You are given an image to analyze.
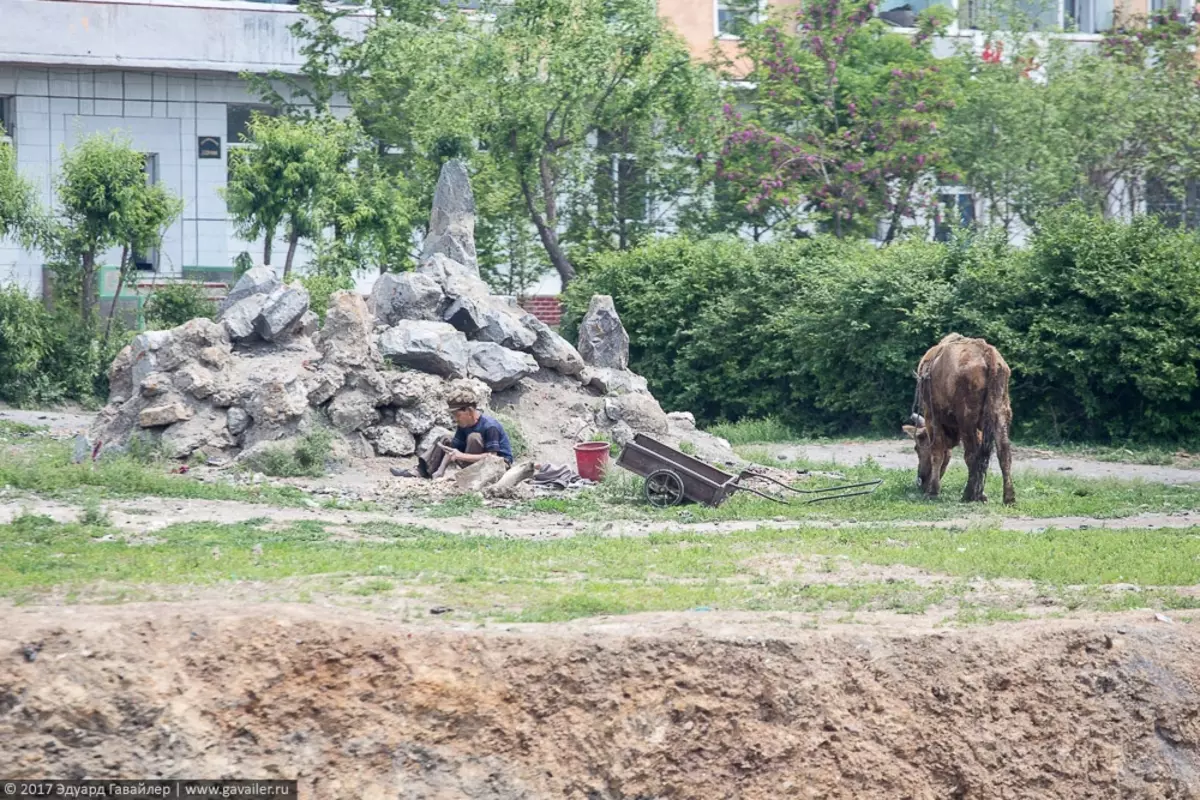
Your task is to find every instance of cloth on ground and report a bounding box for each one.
[532,463,595,490]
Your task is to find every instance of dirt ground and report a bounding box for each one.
[3,603,1200,798]
[7,405,1200,796]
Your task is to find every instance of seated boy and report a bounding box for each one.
[391,387,514,478]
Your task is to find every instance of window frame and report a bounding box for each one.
[714,0,765,40]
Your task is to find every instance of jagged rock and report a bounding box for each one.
[388,372,447,408]
[443,296,486,335]
[467,342,539,391]
[378,321,469,378]
[174,364,216,400]
[222,294,268,342]
[129,330,173,387]
[369,272,445,325]
[320,292,379,369]
[394,406,444,436]
[454,454,509,492]
[108,346,134,404]
[476,304,538,351]
[294,311,320,338]
[417,253,491,302]
[305,365,346,406]
[219,267,279,314]
[327,389,381,433]
[667,411,697,430]
[198,346,230,370]
[521,314,586,376]
[604,393,669,435]
[420,160,478,272]
[582,367,649,396]
[578,294,630,370]
[351,369,391,407]
[161,410,232,458]
[369,425,417,457]
[255,284,310,342]
[139,401,193,428]
[610,420,636,446]
[139,372,173,398]
[227,407,251,436]
[241,373,310,431]
[418,425,453,465]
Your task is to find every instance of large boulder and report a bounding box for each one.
[221,294,268,342]
[581,367,649,396]
[604,393,669,436]
[319,291,379,369]
[378,321,469,378]
[219,267,279,314]
[161,410,233,459]
[467,342,539,391]
[107,345,135,404]
[443,296,486,335]
[476,304,538,351]
[368,272,445,325]
[367,425,417,457]
[139,401,193,429]
[420,160,478,272]
[521,314,586,376]
[417,254,491,303]
[327,389,381,433]
[255,284,310,342]
[577,294,630,370]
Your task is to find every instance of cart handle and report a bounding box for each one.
[739,470,884,496]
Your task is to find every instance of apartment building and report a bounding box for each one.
[0,0,367,303]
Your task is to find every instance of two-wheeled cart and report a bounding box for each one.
[614,433,882,508]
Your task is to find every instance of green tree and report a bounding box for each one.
[51,134,181,330]
[0,125,39,246]
[223,114,356,278]
[473,0,719,284]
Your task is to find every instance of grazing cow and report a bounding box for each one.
[902,334,1016,504]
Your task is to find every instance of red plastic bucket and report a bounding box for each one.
[574,441,611,482]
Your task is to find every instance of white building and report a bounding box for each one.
[0,0,366,304]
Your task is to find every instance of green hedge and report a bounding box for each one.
[563,208,1200,443]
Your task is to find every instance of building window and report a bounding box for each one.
[1064,0,1113,32]
[226,104,278,147]
[133,154,160,271]
[716,0,758,38]
[0,97,12,142]
[962,0,1060,30]
[1147,176,1200,230]
[934,192,975,242]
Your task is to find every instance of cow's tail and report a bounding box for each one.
[971,346,1006,498]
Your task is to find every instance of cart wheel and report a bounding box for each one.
[645,469,685,508]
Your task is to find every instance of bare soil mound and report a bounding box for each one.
[3,604,1200,798]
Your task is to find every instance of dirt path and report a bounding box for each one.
[0,405,93,436]
[766,438,1200,484]
[5,494,1198,539]
[3,602,1199,799]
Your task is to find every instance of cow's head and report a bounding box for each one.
[902,413,933,489]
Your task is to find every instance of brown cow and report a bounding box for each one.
[902,334,1015,504]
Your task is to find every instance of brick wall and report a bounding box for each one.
[521,295,563,326]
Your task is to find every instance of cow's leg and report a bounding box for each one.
[925,433,949,499]
[997,424,1015,505]
[961,430,988,503]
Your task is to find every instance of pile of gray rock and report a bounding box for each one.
[86,160,735,470]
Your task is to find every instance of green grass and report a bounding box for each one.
[505,454,1200,525]
[704,416,800,445]
[240,426,335,478]
[0,437,314,507]
[7,514,1200,622]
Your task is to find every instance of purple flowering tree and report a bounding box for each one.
[714,0,958,239]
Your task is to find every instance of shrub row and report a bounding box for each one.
[563,207,1200,443]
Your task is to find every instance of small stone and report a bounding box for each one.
[226,407,251,436]
[139,402,194,428]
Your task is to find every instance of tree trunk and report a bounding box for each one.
[883,184,913,244]
[101,245,130,350]
[520,176,576,287]
[263,227,274,268]
[81,249,97,326]
[283,228,300,280]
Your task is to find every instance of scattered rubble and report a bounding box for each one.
[85,160,736,490]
